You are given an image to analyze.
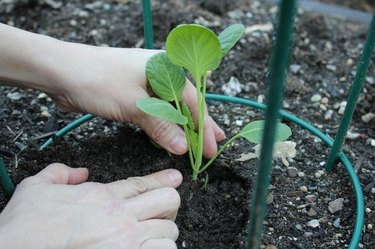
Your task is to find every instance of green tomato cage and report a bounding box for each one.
[1,0,373,248]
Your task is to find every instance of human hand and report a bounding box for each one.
[0,163,182,249]
[45,43,225,157]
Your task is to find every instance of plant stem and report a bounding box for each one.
[174,98,195,170]
[199,133,241,174]
[193,73,204,180]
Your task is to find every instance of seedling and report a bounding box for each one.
[137,24,292,180]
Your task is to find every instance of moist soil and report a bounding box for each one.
[1,0,374,248]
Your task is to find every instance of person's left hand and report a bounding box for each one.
[0,163,183,249]
[46,43,225,157]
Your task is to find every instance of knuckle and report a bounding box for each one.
[126,176,149,194]
[151,119,173,143]
[18,176,38,188]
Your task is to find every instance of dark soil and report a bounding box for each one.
[1,0,374,248]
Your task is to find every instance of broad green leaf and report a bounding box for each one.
[218,24,245,56]
[187,128,198,158]
[146,52,186,102]
[239,120,292,144]
[166,24,222,77]
[181,102,195,131]
[136,98,187,125]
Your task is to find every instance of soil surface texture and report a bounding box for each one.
[1,0,374,248]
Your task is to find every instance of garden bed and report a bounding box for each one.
[0,0,374,248]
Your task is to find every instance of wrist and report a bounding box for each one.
[0,24,68,95]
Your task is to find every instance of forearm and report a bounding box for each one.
[0,23,67,95]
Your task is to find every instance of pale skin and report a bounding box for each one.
[0,23,226,248]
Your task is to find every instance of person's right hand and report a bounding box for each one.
[0,163,182,249]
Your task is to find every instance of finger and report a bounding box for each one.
[140,239,177,249]
[209,116,226,142]
[33,163,89,185]
[125,187,180,221]
[202,120,217,158]
[139,115,188,155]
[107,169,182,199]
[140,219,179,241]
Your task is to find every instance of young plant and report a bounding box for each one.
[137,24,291,180]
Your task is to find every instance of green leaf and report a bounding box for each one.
[136,98,187,125]
[239,120,292,144]
[181,103,195,131]
[218,24,245,56]
[166,24,222,77]
[146,52,186,102]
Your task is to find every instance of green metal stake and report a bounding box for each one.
[142,0,154,49]
[325,14,375,171]
[0,158,15,197]
[246,0,296,248]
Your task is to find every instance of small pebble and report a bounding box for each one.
[310,94,322,102]
[287,167,298,177]
[371,188,375,194]
[371,139,375,147]
[307,207,317,217]
[319,104,327,111]
[235,120,243,126]
[297,171,305,177]
[366,76,375,84]
[361,113,375,123]
[346,131,361,140]
[290,64,301,74]
[333,218,341,228]
[324,110,333,120]
[78,10,89,18]
[320,97,329,105]
[300,186,308,192]
[328,198,344,214]
[41,111,50,117]
[70,19,77,26]
[181,240,187,248]
[37,93,48,99]
[338,101,347,115]
[346,58,354,66]
[326,64,337,72]
[295,224,303,231]
[367,224,373,230]
[365,207,371,213]
[305,194,316,203]
[6,92,23,100]
[325,41,332,50]
[304,232,313,237]
[307,219,320,228]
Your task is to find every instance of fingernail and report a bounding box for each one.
[170,134,187,154]
[168,170,182,185]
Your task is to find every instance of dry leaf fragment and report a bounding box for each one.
[237,141,297,167]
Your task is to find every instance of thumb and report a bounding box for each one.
[139,116,188,155]
[34,163,89,185]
